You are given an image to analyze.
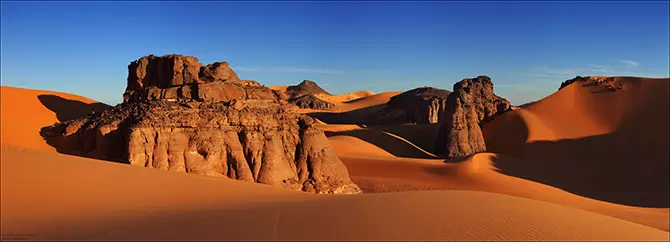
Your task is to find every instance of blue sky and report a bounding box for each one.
[2,1,669,105]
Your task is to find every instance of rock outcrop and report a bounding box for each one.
[284,80,334,110]
[286,80,331,97]
[435,76,512,158]
[375,87,451,124]
[123,54,280,103]
[289,94,335,110]
[559,76,621,92]
[41,54,361,194]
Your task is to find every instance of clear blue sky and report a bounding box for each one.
[2,1,669,105]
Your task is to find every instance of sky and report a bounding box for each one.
[2,1,669,105]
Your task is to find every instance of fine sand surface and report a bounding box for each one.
[2,145,668,241]
[2,78,670,240]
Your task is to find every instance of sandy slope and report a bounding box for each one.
[2,145,668,241]
[483,77,669,207]
[0,86,110,151]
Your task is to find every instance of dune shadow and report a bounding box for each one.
[367,124,440,153]
[485,98,669,207]
[325,129,436,159]
[493,133,669,208]
[37,94,111,122]
[309,104,384,125]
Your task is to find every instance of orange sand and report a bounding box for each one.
[3,145,667,240]
[0,86,110,151]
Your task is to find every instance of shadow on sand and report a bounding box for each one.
[37,94,111,122]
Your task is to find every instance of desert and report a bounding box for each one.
[2,1,669,241]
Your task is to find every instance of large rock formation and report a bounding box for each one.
[435,76,511,158]
[375,87,451,124]
[123,54,280,103]
[284,80,334,110]
[41,54,361,194]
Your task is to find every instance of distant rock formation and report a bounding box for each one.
[286,80,332,96]
[284,80,334,110]
[559,76,621,92]
[375,87,451,124]
[41,54,361,194]
[435,76,512,158]
[289,94,335,110]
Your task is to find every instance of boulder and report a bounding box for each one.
[435,76,511,158]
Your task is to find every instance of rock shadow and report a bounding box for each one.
[37,94,111,122]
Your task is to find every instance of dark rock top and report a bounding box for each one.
[559,76,621,92]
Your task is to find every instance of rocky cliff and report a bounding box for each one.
[375,87,451,124]
[435,76,511,158]
[42,54,361,194]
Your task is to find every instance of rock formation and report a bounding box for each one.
[284,80,334,110]
[289,94,335,110]
[286,80,331,96]
[123,54,280,103]
[375,87,451,124]
[435,76,512,158]
[559,76,621,92]
[41,54,361,194]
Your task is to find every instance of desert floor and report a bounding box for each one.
[2,77,669,240]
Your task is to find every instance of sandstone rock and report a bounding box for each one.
[199,61,240,83]
[43,101,360,194]
[43,54,361,194]
[123,55,281,103]
[376,87,451,124]
[289,94,335,110]
[435,76,511,158]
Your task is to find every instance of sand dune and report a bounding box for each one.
[316,90,376,104]
[308,92,401,124]
[0,86,110,151]
[2,145,668,241]
[483,77,670,207]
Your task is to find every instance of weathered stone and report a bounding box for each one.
[286,80,331,97]
[435,76,511,158]
[196,82,246,102]
[42,54,361,194]
[289,94,335,110]
[199,61,240,83]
